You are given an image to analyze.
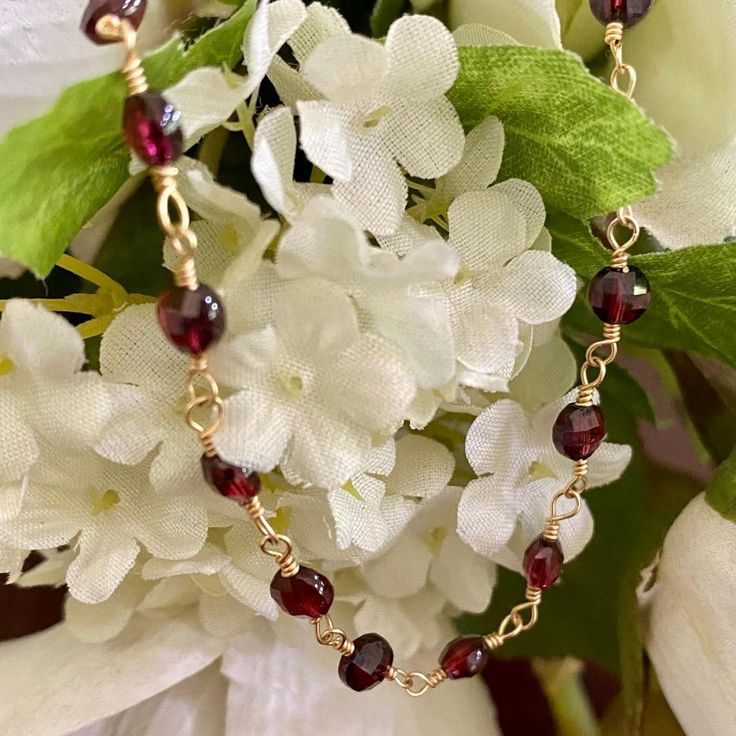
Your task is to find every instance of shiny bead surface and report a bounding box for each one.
[439,635,490,680]
[201,454,260,503]
[270,566,334,619]
[589,0,652,27]
[157,284,226,354]
[523,536,564,589]
[338,633,394,692]
[82,0,147,44]
[588,266,651,325]
[123,92,183,166]
[552,403,606,461]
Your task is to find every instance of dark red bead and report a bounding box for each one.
[439,635,490,680]
[523,536,564,589]
[588,266,651,325]
[123,92,183,166]
[270,566,334,619]
[82,0,147,44]
[201,454,260,503]
[589,0,652,27]
[552,403,606,460]
[338,633,394,692]
[157,284,225,354]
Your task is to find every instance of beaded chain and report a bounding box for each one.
[82,0,654,697]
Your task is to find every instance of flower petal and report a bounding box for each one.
[297,100,354,181]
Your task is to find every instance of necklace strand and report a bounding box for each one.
[84,0,654,698]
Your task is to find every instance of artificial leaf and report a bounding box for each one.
[705,447,736,522]
[550,214,736,370]
[0,1,256,278]
[449,46,671,219]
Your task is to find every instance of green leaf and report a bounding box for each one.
[448,46,671,219]
[705,447,736,522]
[549,214,736,369]
[0,1,256,278]
[370,0,410,37]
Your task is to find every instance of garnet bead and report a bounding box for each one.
[338,633,394,692]
[552,403,606,461]
[201,454,260,503]
[523,536,564,589]
[270,566,334,619]
[588,266,651,325]
[589,0,652,28]
[439,635,490,680]
[82,0,147,44]
[157,284,225,354]
[123,92,183,166]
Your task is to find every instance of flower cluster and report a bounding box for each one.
[0,2,633,733]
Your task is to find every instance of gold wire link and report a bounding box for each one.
[388,667,448,698]
[606,207,641,267]
[184,356,223,452]
[94,16,148,94]
[605,22,636,99]
[243,498,301,577]
[573,459,589,478]
[156,185,191,239]
[543,483,585,541]
[311,615,355,657]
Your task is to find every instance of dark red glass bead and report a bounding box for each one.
[552,403,606,460]
[201,454,260,503]
[123,92,183,166]
[589,0,652,27]
[338,633,394,692]
[270,566,334,619]
[588,266,651,325]
[523,536,564,589]
[157,284,226,354]
[439,635,490,680]
[82,0,147,44]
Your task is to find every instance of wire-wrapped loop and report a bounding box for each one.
[312,616,355,657]
[389,668,448,698]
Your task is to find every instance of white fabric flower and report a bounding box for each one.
[211,272,416,488]
[0,614,501,736]
[296,15,465,234]
[0,300,124,485]
[445,186,576,390]
[276,196,458,390]
[354,486,496,654]
[459,390,631,565]
[0,449,208,604]
[326,435,454,556]
[638,494,736,736]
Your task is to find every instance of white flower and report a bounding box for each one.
[211,272,416,488]
[445,185,575,390]
[459,390,631,564]
[353,486,496,654]
[0,449,208,604]
[276,196,458,390]
[251,106,329,221]
[0,614,501,736]
[327,436,454,556]
[0,300,123,485]
[296,15,465,234]
[638,493,736,736]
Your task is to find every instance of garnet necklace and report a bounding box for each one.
[81,0,653,697]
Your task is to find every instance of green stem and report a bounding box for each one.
[534,658,601,736]
[57,254,127,302]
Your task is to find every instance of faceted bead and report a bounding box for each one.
[338,633,394,692]
[82,0,147,44]
[588,266,651,325]
[523,536,564,589]
[552,403,606,461]
[201,454,260,504]
[157,284,226,354]
[123,92,183,166]
[270,566,334,619]
[589,0,652,28]
[439,635,490,680]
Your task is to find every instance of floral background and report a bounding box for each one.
[0,0,734,735]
